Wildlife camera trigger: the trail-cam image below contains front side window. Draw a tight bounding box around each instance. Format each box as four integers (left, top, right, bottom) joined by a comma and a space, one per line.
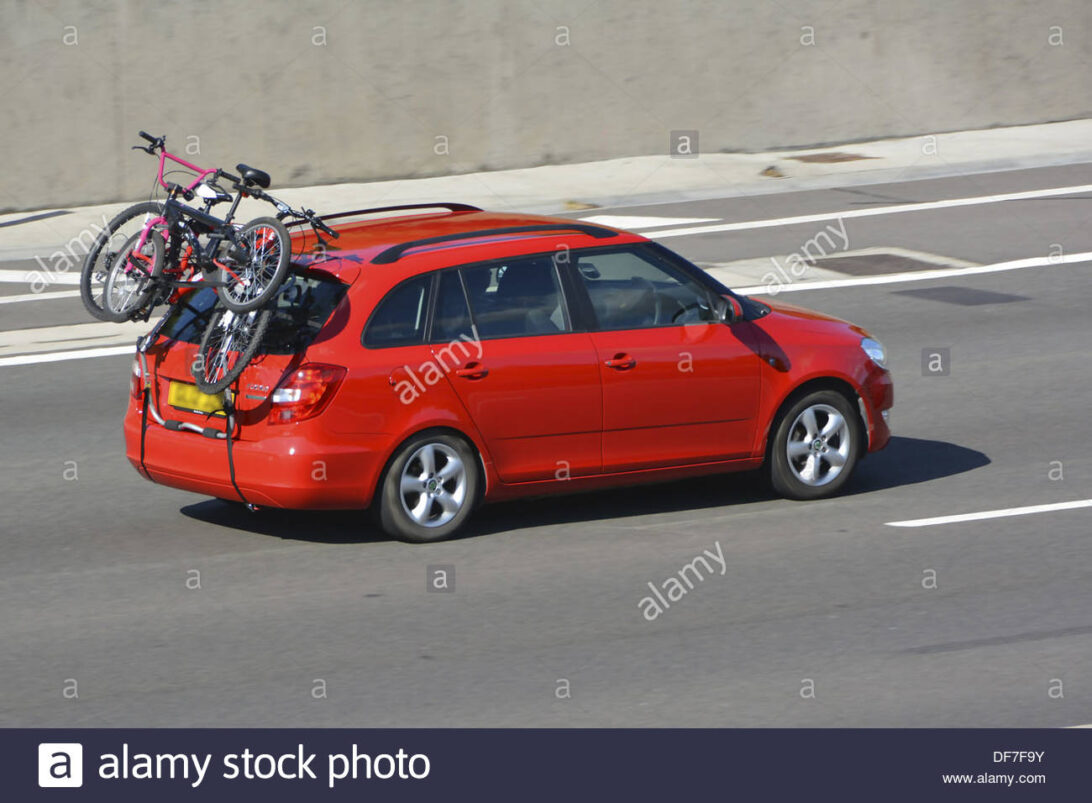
573, 248, 718, 330
364, 273, 430, 348
461, 255, 570, 339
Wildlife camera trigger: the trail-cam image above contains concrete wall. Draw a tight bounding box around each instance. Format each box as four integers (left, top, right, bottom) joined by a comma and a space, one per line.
2, 0, 1091, 211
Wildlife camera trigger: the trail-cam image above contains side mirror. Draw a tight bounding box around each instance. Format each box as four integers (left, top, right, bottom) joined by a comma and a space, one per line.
715, 294, 744, 324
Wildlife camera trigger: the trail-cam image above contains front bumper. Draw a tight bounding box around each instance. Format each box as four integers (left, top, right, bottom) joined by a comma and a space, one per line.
859, 366, 894, 452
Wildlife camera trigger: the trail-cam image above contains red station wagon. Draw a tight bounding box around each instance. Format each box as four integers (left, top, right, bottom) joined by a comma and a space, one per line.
124, 204, 894, 542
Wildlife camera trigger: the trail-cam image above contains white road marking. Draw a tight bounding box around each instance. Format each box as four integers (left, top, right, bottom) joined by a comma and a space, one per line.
0, 320, 152, 357
0, 345, 134, 367
645, 183, 1092, 239
886, 499, 1092, 528
733, 250, 1092, 295
0, 269, 80, 285
0, 289, 80, 304
580, 214, 719, 229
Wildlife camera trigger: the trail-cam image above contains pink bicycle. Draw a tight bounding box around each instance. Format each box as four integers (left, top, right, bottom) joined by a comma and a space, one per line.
80, 132, 294, 321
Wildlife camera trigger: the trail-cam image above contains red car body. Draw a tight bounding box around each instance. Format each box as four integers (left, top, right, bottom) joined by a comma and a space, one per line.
124, 206, 893, 536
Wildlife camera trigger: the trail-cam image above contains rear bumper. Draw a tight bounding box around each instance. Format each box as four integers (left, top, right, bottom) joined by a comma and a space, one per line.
124, 409, 386, 509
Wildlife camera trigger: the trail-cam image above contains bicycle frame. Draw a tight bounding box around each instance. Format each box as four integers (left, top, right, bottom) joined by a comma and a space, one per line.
124, 146, 251, 288
155, 149, 218, 195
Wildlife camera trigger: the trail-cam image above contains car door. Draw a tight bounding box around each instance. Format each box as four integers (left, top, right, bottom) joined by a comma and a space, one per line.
571, 246, 761, 473
434, 257, 602, 484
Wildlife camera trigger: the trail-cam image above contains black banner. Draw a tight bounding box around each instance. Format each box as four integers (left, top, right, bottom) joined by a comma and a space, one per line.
12, 729, 1082, 800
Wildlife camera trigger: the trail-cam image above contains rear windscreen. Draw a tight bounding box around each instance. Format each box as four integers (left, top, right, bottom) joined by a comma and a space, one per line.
158, 270, 348, 355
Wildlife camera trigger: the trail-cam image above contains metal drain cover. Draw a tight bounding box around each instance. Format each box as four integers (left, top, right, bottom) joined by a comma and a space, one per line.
892, 286, 1030, 306
812, 253, 953, 275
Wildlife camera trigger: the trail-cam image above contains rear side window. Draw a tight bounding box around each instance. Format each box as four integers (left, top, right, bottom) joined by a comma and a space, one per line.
461, 255, 569, 339
363, 274, 430, 348
158, 270, 347, 355
432, 270, 474, 343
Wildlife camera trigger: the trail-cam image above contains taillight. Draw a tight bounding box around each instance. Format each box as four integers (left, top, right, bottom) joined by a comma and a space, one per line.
270, 364, 346, 424
130, 358, 144, 400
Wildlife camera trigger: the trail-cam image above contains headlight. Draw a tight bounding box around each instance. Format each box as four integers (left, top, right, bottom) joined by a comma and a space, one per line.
860, 337, 887, 369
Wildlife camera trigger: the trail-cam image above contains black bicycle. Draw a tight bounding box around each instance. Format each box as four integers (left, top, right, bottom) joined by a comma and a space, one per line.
85, 133, 293, 322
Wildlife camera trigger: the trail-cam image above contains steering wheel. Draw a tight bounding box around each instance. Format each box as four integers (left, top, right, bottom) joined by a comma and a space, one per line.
632, 277, 663, 325
671, 300, 708, 323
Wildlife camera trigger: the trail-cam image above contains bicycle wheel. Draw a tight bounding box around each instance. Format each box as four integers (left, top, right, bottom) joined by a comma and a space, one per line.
80, 201, 166, 321
100, 230, 165, 322
215, 216, 290, 313
192, 305, 272, 394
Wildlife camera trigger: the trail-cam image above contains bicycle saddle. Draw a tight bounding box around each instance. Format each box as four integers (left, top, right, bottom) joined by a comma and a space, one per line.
236, 163, 271, 189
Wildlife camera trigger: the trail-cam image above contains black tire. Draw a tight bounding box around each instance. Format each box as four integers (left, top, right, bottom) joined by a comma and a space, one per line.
192, 306, 272, 394
375, 431, 480, 543
80, 201, 166, 321
216, 216, 291, 312
100, 230, 165, 322
767, 389, 862, 500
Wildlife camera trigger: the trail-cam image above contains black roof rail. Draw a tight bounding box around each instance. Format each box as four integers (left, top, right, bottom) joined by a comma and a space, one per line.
285, 202, 482, 227
371, 223, 618, 264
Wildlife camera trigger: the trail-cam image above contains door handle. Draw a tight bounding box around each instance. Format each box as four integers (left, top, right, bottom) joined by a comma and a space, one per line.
454, 362, 489, 379
604, 353, 636, 370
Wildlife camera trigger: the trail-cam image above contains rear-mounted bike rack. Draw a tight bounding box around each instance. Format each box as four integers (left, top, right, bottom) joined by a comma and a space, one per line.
135, 334, 257, 511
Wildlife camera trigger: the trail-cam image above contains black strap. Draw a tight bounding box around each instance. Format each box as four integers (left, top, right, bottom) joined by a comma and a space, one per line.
139, 388, 152, 482
224, 400, 251, 508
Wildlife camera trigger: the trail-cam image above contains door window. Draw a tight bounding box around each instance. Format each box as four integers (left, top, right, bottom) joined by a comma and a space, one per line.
461, 256, 570, 339
573, 249, 718, 330
432, 269, 475, 343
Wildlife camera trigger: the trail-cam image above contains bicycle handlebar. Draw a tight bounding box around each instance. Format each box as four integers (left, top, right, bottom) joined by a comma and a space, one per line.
133, 131, 165, 154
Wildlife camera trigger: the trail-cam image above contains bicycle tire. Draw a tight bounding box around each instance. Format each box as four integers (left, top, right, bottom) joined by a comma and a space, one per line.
215, 216, 291, 313
100, 230, 165, 322
80, 201, 166, 321
192, 305, 272, 394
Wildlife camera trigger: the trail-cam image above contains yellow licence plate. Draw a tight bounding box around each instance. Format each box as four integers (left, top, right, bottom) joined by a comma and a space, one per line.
168, 381, 225, 415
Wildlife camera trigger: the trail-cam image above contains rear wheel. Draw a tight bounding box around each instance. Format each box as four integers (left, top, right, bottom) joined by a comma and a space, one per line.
80, 201, 166, 321
216, 216, 290, 312
376, 432, 479, 543
767, 390, 861, 500
192, 305, 272, 394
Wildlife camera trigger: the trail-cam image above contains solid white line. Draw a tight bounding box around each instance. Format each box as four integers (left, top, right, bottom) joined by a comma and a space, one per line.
0, 269, 80, 286
0, 345, 133, 367
0, 289, 80, 304
580, 214, 719, 229
886, 499, 1092, 528
648, 183, 1092, 239
733, 250, 1092, 295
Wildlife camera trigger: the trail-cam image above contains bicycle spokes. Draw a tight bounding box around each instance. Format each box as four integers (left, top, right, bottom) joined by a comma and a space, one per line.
203, 312, 254, 382
226, 228, 281, 302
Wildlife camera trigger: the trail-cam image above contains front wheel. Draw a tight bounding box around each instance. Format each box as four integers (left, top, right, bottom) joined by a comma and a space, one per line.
375, 432, 479, 543
80, 201, 166, 321
100, 230, 165, 322
215, 216, 290, 312
767, 390, 862, 500
192, 306, 272, 394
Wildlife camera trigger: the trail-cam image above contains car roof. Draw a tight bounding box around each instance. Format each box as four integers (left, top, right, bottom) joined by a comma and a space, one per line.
294, 206, 648, 278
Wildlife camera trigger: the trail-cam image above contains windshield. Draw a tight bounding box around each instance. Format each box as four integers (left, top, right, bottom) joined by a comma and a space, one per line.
158, 270, 348, 355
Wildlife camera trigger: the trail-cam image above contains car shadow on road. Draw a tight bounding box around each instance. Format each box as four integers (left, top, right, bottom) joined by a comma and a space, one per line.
845, 435, 990, 495
180, 501, 382, 545
179, 436, 988, 543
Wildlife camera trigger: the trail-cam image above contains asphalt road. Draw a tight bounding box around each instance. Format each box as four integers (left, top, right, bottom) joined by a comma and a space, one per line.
2, 164, 1091, 727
